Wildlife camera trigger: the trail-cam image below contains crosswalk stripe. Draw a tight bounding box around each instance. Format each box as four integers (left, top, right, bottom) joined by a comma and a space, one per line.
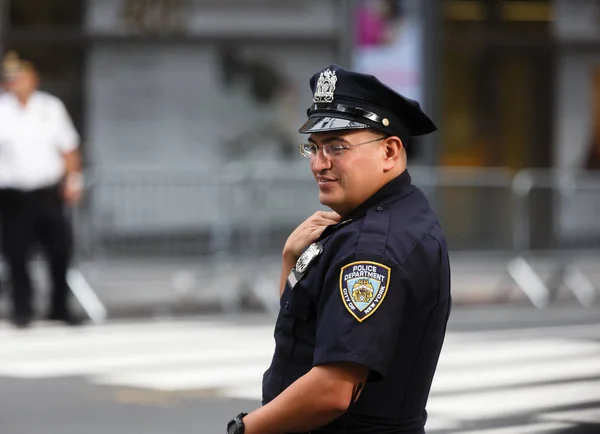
540, 408, 600, 425
454, 323, 600, 341
428, 380, 600, 421
0, 319, 226, 337
222, 383, 264, 400
0, 344, 275, 378
432, 353, 600, 393
436, 338, 600, 369
453, 421, 575, 434
1, 324, 274, 356
94, 362, 269, 391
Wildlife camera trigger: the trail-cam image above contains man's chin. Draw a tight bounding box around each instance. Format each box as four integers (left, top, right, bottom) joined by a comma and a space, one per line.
318, 192, 339, 210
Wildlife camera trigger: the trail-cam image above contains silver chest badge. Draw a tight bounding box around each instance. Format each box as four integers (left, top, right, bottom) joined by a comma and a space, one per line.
313, 69, 337, 103
295, 243, 323, 274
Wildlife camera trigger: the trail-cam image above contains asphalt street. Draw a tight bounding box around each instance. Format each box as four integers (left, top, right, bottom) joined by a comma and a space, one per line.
2, 304, 600, 434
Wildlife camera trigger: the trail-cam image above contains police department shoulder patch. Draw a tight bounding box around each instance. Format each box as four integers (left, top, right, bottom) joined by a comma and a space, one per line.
339, 261, 391, 322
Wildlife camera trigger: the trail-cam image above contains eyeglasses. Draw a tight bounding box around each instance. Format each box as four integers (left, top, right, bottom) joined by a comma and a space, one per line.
299, 136, 387, 159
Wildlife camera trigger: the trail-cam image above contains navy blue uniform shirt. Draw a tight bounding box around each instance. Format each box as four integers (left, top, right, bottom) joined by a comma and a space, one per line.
262, 170, 452, 434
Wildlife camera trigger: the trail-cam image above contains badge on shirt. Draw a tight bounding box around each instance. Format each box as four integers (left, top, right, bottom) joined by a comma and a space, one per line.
287, 242, 323, 290
295, 242, 323, 274
340, 261, 390, 322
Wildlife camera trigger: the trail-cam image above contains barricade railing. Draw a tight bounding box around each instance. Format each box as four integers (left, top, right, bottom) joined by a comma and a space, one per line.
77, 164, 518, 258
72, 164, 520, 314
6, 165, 596, 318
507, 169, 600, 308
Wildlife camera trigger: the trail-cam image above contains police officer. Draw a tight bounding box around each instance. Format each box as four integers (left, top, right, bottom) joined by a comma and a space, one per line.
226, 65, 451, 434
0, 51, 84, 328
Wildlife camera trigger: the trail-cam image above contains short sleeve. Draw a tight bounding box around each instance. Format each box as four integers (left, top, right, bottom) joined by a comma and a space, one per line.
312, 254, 407, 381
53, 99, 80, 153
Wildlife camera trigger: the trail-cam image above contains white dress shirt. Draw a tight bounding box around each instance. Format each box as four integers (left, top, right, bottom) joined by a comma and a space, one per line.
0, 91, 80, 190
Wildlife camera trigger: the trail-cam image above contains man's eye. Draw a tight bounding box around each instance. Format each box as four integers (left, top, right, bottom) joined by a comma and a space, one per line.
328, 145, 346, 153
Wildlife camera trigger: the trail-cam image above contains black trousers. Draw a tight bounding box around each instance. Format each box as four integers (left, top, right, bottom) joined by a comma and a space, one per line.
0, 185, 73, 318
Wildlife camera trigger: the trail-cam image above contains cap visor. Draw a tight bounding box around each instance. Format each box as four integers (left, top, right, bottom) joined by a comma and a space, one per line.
298, 116, 370, 134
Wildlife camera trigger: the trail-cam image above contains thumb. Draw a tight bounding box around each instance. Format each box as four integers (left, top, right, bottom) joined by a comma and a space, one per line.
322, 211, 342, 221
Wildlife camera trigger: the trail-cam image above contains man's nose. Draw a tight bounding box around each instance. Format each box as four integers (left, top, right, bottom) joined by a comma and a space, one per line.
312, 148, 332, 171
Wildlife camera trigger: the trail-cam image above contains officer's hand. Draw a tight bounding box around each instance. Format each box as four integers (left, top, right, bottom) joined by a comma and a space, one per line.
283, 211, 341, 260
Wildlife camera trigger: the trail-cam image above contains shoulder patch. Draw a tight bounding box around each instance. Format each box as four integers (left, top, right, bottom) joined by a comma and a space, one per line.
339, 261, 391, 322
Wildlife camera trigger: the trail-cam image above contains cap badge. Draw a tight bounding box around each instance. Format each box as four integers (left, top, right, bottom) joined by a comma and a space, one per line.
313, 69, 337, 103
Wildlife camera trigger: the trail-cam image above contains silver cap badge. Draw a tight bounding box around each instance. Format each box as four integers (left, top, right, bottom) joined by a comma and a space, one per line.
295, 243, 323, 274
313, 69, 337, 103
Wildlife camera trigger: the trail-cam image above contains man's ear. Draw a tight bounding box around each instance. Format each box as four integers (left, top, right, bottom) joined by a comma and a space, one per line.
382, 136, 403, 171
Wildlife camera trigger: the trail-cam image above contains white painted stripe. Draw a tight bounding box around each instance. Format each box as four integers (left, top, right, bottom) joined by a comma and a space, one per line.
437, 339, 600, 369
2, 325, 274, 356
2, 328, 274, 356
0, 343, 275, 377
422, 416, 461, 431
456, 323, 600, 341
6, 329, 593, 367
3, 325, 598, 397
432, 354, 600, 393
456, 421, 574, 434
539, 408, 600, 424
428, 380, 600, 421
0, 319, 271, 336
94, 362, 268, 391
222, 383, 264, 400
0, 319, 226, 337
0, 323, 266, 343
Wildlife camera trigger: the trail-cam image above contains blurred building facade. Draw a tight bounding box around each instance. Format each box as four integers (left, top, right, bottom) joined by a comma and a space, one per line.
3, 0, 598, 169
0, 0, 598, 254
442, 0, 600, 173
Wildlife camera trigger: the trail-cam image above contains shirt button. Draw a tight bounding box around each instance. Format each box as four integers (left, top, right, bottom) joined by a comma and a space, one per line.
376, 206, 384, 211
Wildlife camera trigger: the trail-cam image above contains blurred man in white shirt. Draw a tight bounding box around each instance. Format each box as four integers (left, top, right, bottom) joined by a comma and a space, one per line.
0, 51, 84, 328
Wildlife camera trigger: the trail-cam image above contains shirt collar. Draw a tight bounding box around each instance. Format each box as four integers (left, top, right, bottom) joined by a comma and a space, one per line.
343, 169, 413, 221
7, 90, 40, 108
319, 170, 414, 240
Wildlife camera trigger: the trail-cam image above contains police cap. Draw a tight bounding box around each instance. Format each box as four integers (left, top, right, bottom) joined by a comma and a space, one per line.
298, 64, 436, 145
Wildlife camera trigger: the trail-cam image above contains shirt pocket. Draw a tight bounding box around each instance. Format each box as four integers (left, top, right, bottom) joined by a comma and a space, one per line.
274, 285, 312, 352
282, 286, 312, 321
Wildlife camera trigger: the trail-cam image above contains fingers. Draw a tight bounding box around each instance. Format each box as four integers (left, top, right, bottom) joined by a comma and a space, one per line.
308, 212, 341, 238
316, 211, 342, 221
284, 211, 342, 259
313, 211, 342, 226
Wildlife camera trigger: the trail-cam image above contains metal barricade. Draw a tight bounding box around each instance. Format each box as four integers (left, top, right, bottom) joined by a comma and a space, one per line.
507, 169, 600, 308
75, 163, 324, 315
80, 163, 322, 257
412, 166, 516, 251
67, 165, 600, 315
74, 164, 518, 314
